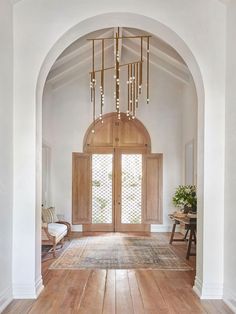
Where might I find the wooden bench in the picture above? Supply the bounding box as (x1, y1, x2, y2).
(169, 214, 196, 259)
(42, 221, 71, 258)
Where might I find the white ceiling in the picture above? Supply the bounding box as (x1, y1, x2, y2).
(217, 0, 231, 4)
(11, 0, 23, 4)
(12, 0, 232, 5)
(46, 27, 191, 89)
(11, 2, 231, 89)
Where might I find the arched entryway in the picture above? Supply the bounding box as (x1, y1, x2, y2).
(72, 112, 162, 232)
(35, 14, 206, 297)
(10, 9, 221, 300)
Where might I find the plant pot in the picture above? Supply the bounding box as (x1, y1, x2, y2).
(189, 206, 197, 213)
(183, 205, 190, 213)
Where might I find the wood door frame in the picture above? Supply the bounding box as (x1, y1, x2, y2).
(83, 147, 150, 232)
(73, 112, 163, 232)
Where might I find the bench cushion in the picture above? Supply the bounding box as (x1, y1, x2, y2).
(48, 222, 68, 242)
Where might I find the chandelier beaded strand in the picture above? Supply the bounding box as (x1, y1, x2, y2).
(88, 28, 151, 132)
(127, 64, 130, 117)
(115, 30, 120, 120)
(90, 39, 96, 133)
(139, 37, 143, 94)
(99, 39, 105, 123)
(147, 36, 150, 104)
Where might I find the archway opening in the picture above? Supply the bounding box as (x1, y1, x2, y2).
(37, 15, 204, 297)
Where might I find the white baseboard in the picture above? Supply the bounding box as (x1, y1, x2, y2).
(200, 283, 223, 299)
(151, 224, 181, 232)
(73, 225, 175, 233)
(13, 276, 44, 299)
(72, 225, 83, 232)
(0, 286, 13, 313)
(193, 276, 223, 299)
(223, 287, 236, 313)
(35, 276, 44, 297)
(193, 276, 202, 298)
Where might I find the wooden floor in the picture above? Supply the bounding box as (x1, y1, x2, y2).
(3, 232, 233, 314)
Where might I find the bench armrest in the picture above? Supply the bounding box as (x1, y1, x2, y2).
(55, 221, 71, 239)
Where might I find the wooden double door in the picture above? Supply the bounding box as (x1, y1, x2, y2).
(72, 148, 163, 232)
(72, 112, 163, 232)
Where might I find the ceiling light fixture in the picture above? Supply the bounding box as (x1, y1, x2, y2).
(88, 28, 151, 132)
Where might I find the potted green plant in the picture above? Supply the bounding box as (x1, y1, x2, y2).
(172, 185, 197, 213)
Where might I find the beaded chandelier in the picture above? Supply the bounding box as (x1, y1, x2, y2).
(89, 28, 151, 131)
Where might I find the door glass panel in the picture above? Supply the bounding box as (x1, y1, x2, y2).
(92, 154, 113, 224)
(121, 154, 142, 224)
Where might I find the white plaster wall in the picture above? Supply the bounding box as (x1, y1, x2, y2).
(42, 86, 53, 208)
(224, 1, 236, 311)
(0, 0, 13, 311)
(13, 0, 226, 299)
(42, 85, 53, 146)
(43, 64, 185, 231)
(182, 79, 198, 184)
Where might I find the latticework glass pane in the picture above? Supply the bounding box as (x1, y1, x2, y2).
(92, 154, 113, 224)
(121, 154, 142, 224)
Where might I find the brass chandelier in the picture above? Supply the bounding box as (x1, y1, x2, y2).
(89, 28, 151, 131)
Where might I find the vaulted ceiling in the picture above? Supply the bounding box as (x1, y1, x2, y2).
(12, 0, 232, 5)
(46, 27, 191, 89)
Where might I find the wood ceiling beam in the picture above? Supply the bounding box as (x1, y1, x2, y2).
(47, 43, 113, 83)
(52, 29, 113, 71)
(122, 44, 190, 84)
(123, 29, 186, 68)
(47, 27, 191, 88)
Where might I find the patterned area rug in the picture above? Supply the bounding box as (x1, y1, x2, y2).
(49, 236, 192, 270)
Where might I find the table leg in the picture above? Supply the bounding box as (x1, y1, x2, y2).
(169, 222, 177, 244)
(193, 230, 197, 245)
(186, 226, 194, 260)
(184, 227, 190, 240)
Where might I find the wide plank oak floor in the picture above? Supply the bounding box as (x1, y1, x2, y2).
(3, 232, 233, 314)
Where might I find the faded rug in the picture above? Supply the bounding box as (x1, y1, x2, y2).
(49, 236, 192, 270)
(50, 236, 192, 271)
